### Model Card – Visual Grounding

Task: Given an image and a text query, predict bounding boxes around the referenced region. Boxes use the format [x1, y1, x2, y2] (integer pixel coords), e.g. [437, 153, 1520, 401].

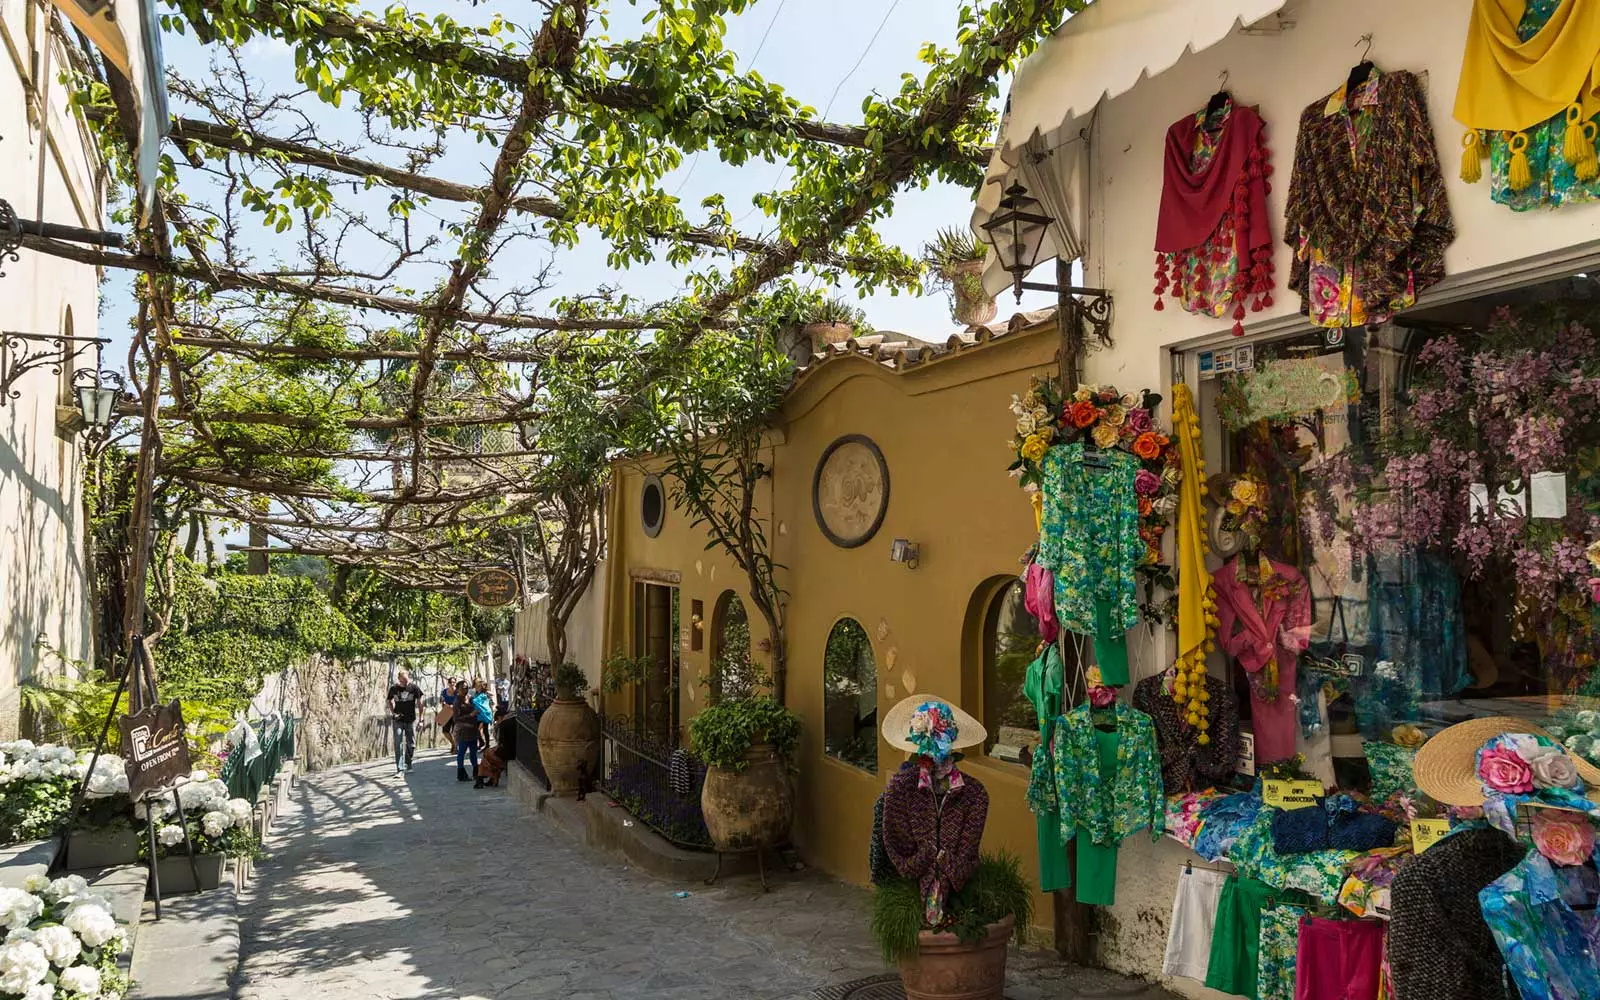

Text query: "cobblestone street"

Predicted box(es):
[233, 753, 1175, 1000]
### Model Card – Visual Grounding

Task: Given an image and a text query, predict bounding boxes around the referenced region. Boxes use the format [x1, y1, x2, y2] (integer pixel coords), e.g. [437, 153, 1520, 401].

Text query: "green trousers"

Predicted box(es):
[1092, 597, 1129, 686]
[1066, 726, 1122, 906]
[1035, 719, 1070, 893]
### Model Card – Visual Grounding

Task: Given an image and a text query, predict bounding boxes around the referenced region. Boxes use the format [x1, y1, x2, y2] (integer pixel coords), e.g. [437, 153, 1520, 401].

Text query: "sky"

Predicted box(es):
[98, 0, 1061, 555]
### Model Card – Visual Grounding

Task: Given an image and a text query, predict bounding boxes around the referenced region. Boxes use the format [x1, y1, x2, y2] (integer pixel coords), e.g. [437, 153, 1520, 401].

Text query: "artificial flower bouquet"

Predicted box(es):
[135, 771, 259, 861]
[0, 875, 128, 1000]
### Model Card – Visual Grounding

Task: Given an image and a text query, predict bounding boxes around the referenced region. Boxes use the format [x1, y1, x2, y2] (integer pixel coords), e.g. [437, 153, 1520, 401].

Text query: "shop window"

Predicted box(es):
[709, 590, 757, 700]
[823, 617, 877, 773]
[1185, 270, 1600, 785]
[981, 579, 1041, 765]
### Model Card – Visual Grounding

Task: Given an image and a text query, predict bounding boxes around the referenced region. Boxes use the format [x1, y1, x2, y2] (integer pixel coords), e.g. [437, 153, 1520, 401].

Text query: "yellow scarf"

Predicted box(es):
[1455, 0, 1600, 187]
[1170, 384, 1218, 742]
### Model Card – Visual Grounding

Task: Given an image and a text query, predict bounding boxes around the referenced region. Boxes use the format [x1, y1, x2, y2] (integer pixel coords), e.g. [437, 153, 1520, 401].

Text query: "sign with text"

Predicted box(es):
[465, 568, 518, 608]
[118, 701, 192, 801]
[1235, 732, 1256, 777]
[1411, 818, 1451, 854]
[1262, 778, 1323, 809]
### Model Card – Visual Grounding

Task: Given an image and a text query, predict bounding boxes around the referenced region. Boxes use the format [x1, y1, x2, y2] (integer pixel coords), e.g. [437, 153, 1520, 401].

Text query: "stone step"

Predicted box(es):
[0, 838, 58, 890]
[84, 865, 149, 981]
[128, 883, 240, 1000]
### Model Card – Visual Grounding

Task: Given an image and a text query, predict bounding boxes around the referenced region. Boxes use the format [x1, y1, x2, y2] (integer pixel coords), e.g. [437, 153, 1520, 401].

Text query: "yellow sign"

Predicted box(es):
[1262, 778, 1323, 809]
[1412, 818, 1451, 854]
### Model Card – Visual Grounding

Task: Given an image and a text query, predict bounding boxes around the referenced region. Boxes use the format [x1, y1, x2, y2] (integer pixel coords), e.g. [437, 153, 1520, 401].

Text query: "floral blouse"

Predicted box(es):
[1284, 69, 1453, 329]
[1038, 443, 1141, 637]
[1488, 0, 1600, 211]
[1480, 849, 1600, 1000]
[1049, 702, 1164, 848]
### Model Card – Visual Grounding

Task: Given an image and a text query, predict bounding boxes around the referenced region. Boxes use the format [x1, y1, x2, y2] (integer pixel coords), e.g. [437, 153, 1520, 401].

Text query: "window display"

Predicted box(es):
[822, 617, 878, 773]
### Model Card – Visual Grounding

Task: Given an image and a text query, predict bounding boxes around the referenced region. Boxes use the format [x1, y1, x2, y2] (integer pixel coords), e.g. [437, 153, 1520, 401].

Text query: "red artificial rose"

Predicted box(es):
[1069, 401, 1101, 428]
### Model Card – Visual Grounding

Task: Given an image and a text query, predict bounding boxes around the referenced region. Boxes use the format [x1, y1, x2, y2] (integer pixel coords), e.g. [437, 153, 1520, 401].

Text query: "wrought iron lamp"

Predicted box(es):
[977, 181, 1114, 352]
[73, 367, 125, 438]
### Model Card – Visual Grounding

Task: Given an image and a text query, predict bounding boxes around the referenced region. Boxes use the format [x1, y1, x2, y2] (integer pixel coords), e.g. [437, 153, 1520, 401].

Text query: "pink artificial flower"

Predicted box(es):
[1134, 469, 1162, 497]
[1531, 810, 1596, 866]
[1088, 685, 1117, 708]
[1125, 408, 1154, 436]
[1478, 747, 1534, 795]
[1588, 577, 1600, 603]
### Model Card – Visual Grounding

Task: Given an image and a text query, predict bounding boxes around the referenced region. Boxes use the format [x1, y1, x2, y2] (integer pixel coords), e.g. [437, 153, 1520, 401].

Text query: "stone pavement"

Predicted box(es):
[233, 750, 1176, 1000]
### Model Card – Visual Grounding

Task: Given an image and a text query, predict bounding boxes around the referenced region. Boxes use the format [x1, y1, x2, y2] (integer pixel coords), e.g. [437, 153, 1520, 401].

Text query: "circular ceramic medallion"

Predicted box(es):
[812, 435, 889, 548]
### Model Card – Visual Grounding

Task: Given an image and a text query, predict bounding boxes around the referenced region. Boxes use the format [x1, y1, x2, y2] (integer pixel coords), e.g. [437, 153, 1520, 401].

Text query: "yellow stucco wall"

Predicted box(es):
[600, 319, 1061, 935]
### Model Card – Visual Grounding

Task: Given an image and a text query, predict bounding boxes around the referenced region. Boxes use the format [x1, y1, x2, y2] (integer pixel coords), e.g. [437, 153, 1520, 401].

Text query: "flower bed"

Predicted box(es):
[0, 745, 130, 848]
[137, 772, 260, 862]
[0, 875, 129, 1000]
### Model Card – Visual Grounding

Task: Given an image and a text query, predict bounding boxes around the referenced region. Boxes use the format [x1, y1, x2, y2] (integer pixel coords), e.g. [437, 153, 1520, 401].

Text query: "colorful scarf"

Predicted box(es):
[1153, 103, 1275, 335]
[1169, 384, 1217, 740]
[1455, 0, 1600, 186]
[906, 701, 959, 762]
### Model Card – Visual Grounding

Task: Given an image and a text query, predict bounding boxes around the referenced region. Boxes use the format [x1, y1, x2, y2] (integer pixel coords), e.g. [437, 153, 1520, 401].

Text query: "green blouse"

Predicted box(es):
[1049, 702, 1165, 848]
[1038, 443, 1142, 637]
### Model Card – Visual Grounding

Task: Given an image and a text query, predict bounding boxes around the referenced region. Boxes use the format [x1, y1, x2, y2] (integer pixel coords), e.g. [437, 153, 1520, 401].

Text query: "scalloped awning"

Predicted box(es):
[973, 0, 1290, 297]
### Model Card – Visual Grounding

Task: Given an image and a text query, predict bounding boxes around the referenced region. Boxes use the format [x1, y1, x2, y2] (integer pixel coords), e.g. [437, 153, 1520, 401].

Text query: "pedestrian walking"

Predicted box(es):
[439, 676, 459, 749]
[454, 680, 481, 782]
[387, 669, 424, 775]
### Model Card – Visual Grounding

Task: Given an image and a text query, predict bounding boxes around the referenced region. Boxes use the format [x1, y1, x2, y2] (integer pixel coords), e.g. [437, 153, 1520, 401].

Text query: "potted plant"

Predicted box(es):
[801, 296, 867, 350]
[67, 756, 137, 870]
[871, 853, 1032, 1000]
[536, 662, 601, 797]
[922, 227, 996, 327]
[2, 875, 132, 1000]
[139, 772, 258, 894]
[688, 695, 801, 853]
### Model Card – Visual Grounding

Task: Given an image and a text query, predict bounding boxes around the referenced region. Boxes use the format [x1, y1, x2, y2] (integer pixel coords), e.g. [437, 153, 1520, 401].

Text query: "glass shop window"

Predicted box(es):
[822, 618, 878, 773]
[1186, 271, 1600, 788]
[982, 579, 1043, 766]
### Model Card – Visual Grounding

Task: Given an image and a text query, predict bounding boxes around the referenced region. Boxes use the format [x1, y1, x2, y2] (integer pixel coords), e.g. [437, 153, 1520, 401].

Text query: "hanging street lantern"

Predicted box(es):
[980, 183, 1056, 303]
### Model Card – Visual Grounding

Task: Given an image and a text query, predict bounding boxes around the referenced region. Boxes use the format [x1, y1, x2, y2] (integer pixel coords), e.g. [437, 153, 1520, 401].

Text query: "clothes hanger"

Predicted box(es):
[1346, 34, 1376, 96]
[1205, 70, 1232, 125]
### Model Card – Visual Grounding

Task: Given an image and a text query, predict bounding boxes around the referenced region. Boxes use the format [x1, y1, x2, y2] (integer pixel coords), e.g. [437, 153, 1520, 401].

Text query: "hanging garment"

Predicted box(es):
[1133, 671, 1239, 794]
[1214, 555, 1311, 764]
[1024, 561, 1061, 644]
[1023, 645, 1070, 893]
[1479, 848, 1600, 1000]
[1206, 875, 1308, 997]
[1257, 903, 1309, 1000]
[1456, 0, 1600, 189]
[1369, 550, 1471, 708]
[1038, 443, 1141, 685]
[1163, 866, 1229, 981]
[1153, 99, 1276, 333]
[868, 792, 897, 886]
[1295, 916, 1385, 1000]
[1283, 70, 1454, 329]
[1050, 703, 1165, 899]
[1170, 383, 1219, 734]
[1387, 827, 1525, 1000]
[880, 758, 989, 925]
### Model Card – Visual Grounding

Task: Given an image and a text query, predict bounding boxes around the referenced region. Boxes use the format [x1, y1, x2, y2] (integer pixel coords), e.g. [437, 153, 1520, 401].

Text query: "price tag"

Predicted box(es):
[1235, 732, 1256, 777]
[1412, 818, 1450, 854]
[1263, 778, 1323, 809]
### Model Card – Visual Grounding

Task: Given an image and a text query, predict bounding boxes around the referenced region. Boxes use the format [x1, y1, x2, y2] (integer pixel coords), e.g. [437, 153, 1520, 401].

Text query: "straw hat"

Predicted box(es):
[1412, 716, 1600, 806]
[880, 695, 987, 756]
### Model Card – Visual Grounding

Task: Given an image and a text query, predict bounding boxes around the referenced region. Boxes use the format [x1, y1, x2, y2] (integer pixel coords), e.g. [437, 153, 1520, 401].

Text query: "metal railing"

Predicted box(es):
[598, 715, 711, 851]
[221, 715, 296, 804]
[514, 708, 551, 792]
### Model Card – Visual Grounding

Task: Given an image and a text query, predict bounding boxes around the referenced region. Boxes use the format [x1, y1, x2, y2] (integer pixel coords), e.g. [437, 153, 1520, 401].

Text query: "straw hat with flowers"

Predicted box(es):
[881, 695, 986, 760]
[1413, 716, 1600, 807]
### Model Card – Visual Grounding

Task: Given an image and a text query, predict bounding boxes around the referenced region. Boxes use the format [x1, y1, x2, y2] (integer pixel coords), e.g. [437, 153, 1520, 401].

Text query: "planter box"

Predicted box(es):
[66, 829, 140, 871]
[151, 854, 224, 895]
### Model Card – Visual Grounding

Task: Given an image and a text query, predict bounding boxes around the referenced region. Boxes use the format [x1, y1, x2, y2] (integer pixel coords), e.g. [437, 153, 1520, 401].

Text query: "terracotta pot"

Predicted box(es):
[803, 322, 854, 349]
[152, 854, 225, 895]
[898, 915, 1013, 1000]
[537, 697, 602, 797]
[949, 259, 998, 327]
[700, 744, 794, 852]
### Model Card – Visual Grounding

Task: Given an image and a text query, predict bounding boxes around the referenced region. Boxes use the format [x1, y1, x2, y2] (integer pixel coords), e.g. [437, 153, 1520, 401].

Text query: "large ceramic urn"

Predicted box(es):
[699, 743, 794, 852]
[537, 696, 602, 796]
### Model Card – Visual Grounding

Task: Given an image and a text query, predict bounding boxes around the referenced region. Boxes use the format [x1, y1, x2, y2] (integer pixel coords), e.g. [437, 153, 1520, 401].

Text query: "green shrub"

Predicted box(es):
[553, 662, 587, 699]
[870, 852, 1033, 964]
[688, 696, 801, 770]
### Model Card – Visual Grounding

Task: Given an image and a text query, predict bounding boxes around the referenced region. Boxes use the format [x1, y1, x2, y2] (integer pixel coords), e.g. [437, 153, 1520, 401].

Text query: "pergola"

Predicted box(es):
[19, 0, 1083, 638]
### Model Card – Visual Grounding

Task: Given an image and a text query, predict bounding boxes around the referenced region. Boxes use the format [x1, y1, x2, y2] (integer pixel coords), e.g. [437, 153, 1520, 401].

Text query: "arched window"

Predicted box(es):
[981, 579, 1042, 764]
[710, 590, 754, 700]
[823, 618, 876, 773]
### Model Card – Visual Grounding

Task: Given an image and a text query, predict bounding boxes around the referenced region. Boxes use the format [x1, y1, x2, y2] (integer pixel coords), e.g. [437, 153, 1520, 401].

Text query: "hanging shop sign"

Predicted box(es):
[466, 568, 519, 608]
[118, 701, 192, 801]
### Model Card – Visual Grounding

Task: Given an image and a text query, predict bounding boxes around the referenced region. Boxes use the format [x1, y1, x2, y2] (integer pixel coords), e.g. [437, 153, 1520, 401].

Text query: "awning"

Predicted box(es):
[972, 0, 1289, 297]
[49, 0, 169, 221]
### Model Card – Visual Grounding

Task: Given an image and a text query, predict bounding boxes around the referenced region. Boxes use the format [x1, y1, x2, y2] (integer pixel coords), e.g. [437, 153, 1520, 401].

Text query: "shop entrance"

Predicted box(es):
[631, 580, 681, 746]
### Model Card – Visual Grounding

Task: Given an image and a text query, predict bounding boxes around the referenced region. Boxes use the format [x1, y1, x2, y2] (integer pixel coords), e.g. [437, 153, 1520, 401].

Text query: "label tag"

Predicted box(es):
[1263, 778, 1322, 809]
[1412, 818, 1450, 854]
[1235, 732, 1256, 776]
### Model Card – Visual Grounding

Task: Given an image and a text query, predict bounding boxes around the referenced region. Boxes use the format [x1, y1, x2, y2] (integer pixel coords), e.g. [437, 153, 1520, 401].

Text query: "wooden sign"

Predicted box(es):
[1411, 818, 1450, 854]
[466, 568, 518, 608]
[119, 701, 192, 801]
[1262, 778, 1323, 809]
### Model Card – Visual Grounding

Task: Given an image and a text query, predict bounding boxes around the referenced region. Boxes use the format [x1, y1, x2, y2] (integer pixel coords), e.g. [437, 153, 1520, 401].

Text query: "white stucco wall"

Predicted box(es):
[513, 558, 607, 689]
[0, 3, 105, 733]
[1012, 0, 1600, 993]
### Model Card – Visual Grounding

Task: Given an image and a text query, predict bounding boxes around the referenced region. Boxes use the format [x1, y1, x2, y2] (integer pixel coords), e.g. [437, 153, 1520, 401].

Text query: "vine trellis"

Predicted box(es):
[23, 0, 1083, 656]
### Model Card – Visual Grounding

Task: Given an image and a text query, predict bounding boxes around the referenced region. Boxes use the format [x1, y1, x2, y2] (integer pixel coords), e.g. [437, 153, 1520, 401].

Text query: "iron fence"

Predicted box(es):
[514, 708, 551, 792]
[598, 715, 711, 850]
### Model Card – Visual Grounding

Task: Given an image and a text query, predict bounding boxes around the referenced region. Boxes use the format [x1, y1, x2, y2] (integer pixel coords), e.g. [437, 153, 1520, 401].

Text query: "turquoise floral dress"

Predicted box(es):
[1488, 0, 1600, 211]
[1049, 702, 1165, 847]
[1479, 849, 1600, 1000]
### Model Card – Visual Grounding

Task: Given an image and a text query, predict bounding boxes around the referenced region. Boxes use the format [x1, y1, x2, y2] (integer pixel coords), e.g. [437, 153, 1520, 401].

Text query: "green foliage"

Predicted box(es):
[871, 852, 1032, 964]
[0, 774, 76, 845]
[688, 695, 801, 770]
[921, 226, 986, 270]
[18, 675, 131, 753]
[808, 295, 867, 328]
[601, 653, 652, 694]
[553, 662, 588, 699]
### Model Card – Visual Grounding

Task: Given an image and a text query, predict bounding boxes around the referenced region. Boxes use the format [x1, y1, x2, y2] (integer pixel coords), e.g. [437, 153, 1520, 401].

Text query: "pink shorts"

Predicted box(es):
[1294, 916, 1383, 1000]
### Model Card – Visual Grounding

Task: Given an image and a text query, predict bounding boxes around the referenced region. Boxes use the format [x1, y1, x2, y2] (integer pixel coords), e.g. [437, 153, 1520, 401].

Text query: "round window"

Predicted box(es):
[642, 474, 665, 537]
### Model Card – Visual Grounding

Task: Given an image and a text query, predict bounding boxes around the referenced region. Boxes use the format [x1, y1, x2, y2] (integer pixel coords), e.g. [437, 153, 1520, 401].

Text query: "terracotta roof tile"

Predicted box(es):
[796, 306, 1057, 379]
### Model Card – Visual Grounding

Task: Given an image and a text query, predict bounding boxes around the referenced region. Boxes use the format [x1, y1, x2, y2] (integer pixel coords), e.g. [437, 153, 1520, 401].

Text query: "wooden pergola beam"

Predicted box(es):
[170, 334, 554, 365]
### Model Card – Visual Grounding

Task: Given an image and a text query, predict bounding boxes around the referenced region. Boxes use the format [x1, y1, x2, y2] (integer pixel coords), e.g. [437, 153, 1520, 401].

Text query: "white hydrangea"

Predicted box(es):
[201, 811, 230, 839]
[133, 797, 175, 822]
[21, 876, 48, 895]
[157, 825, 185, 848]
[225, 799, 252, 826]
[0, 940, 49, 992]
[188, 770, 210, 785]
[58, 964, 101, 997]
[83, 758, 129, 800]
[24, 982, 54, 1000]
[62, 902, 117, 949]
[46, 876, 90, 905]
[0, 888, 43, 930]
[32, 925, 81, 968]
